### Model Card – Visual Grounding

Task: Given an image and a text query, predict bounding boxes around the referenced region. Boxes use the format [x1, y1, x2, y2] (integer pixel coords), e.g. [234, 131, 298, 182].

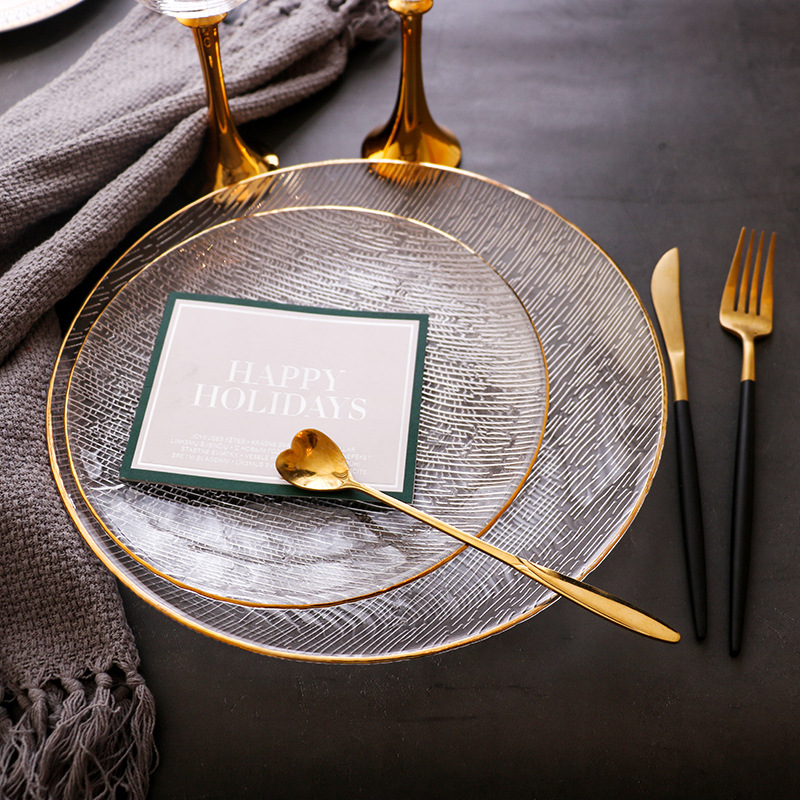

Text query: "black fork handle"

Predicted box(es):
[730, 379, 756, 657]
[674, 400, 707, 640]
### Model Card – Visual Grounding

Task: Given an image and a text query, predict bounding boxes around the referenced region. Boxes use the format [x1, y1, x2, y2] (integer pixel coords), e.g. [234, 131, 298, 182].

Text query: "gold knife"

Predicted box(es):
[651, 248, 707, 640]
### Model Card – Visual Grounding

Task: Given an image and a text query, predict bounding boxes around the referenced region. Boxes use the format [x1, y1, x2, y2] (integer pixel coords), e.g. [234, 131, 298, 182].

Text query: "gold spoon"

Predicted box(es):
[276, 430, 680, 643]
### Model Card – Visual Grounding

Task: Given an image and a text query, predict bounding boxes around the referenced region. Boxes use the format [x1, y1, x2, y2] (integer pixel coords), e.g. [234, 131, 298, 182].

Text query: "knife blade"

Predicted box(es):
[651, 248, 708, 640]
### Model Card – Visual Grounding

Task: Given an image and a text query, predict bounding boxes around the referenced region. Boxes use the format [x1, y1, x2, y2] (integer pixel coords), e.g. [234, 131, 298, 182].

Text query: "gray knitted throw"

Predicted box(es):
[0, 2, 393, 797]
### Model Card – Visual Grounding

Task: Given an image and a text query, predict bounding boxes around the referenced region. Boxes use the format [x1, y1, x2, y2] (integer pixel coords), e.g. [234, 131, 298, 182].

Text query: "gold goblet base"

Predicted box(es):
[362, 0, 461, 169]
[361, 120, 461, 169]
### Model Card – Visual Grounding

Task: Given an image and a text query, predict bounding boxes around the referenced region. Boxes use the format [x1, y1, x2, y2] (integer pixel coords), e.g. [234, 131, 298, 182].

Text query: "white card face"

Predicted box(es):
[121, 294, 428, 500]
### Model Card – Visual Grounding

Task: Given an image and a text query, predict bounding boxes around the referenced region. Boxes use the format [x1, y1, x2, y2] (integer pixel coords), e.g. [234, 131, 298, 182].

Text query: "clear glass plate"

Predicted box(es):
[48, 160, 666, 662]
[64, 206, 547, 607]
[0, 0, 85, 32]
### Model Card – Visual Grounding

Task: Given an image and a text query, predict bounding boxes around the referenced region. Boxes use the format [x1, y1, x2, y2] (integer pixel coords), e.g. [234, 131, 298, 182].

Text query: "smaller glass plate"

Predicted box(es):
[65, 207, 548, 607]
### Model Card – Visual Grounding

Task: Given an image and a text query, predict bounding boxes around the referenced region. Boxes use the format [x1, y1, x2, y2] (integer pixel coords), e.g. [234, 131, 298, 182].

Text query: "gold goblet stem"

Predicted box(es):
[362, 0, 461, 167]
[179, 14, 278, 194]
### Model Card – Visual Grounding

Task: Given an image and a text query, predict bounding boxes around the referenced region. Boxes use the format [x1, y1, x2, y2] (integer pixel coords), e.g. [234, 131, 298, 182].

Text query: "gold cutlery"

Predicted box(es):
[719, 228, 775, 656]
[651, 248, 707, 640]
[277, 429, 680, 643]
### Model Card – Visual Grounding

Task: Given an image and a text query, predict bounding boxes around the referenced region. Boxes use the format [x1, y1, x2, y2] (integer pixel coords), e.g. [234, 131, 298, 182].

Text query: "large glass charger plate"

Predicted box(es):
[48, 159, 666, 662]
[63, 206, 548, 607]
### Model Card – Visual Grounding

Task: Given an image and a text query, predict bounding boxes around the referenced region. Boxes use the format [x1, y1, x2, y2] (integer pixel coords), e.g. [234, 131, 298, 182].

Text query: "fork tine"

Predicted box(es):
[748, 232, 764, 314]
[761, 232, 775, 317]
[737, 230, 755, 312]
[722, 227, 747, 312]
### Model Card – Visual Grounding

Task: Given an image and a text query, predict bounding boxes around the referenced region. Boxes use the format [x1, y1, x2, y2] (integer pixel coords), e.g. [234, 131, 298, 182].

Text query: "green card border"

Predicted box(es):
[119, 292, 429, 503]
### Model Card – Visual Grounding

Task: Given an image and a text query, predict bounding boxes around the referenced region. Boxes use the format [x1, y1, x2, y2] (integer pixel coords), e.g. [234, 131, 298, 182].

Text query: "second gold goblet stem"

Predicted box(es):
[362, 0, 461, 167]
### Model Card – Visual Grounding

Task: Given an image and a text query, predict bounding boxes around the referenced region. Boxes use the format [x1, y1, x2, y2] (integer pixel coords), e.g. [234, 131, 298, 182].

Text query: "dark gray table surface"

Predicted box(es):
[3, 0, 800, 797]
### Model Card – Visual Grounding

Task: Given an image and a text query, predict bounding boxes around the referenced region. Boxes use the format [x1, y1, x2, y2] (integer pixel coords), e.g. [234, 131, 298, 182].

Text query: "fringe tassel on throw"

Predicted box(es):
[0, 667, 156, 800]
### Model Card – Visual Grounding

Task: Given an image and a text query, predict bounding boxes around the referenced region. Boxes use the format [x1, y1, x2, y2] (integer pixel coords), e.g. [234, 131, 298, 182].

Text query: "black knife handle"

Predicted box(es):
[730, 379, 756, 657]
[674, 400, 708, 640]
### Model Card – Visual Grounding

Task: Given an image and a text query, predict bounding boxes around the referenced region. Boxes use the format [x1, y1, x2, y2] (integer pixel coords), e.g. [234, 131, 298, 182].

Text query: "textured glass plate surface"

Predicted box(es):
[49, 160, 666, 662]
[0, 0, 85, 32]
[64, 207, 547, 607]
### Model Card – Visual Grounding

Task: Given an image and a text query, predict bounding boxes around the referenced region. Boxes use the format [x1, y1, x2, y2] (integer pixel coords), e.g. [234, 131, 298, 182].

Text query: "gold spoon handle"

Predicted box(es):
[351, 480, 679, 643]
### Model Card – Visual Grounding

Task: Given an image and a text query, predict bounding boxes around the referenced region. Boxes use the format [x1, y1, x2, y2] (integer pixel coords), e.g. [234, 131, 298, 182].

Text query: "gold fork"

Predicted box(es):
[719, 228, 775, 657]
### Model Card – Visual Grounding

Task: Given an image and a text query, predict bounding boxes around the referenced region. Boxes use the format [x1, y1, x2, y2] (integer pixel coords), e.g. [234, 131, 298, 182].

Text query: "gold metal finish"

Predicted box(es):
[277, 429, 680, 643]
[361, 0, 461, 167]
[651, 248, 689, 402]
[179, 14, 278, 195]
[719, 229, 775, 381]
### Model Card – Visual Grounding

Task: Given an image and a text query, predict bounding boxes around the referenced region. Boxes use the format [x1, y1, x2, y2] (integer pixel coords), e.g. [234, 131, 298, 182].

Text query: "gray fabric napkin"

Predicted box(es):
[0, 2, 393, 797]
